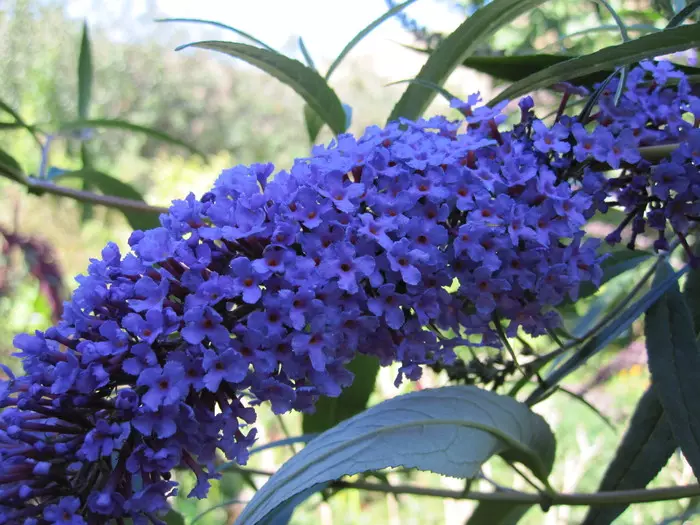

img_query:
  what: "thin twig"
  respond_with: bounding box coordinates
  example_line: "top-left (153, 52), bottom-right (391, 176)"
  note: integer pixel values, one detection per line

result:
top-left (224, 465), bottom-right (700, 506)
top-left (25, 177), bottom-right (169, 214)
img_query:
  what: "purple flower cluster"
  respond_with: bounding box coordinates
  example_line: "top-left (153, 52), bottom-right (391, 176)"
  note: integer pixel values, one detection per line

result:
top-left (3, 60), bottom-right (696, 524)
top-left (571, 62), bottom-right (700, 254)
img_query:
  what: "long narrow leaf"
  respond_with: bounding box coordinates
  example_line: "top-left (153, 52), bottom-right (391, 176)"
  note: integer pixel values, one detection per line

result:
top-left (684, 255), bottom-right (700, 334)
top-left (388, 0), bottom-right (549, 123)
top-left (326, 0), bottom-right (419, 80)
top-left (467, 501), bottom-right (530, 525)
top-left (177, 42), bottom-right (347, 135)
top-left (527, 263), bottom-right (688, 405)
top-left (407, 47), bottom-right (700, 87)
top-left (0, 148), bottom-right (25, 183)
top-left (56, 118), bottom-right (205, 158)
top-left (582, 387), bottom-right (676, 525)
top-left (156, 18), bottom-right (275, 51)
top-left (555, 23), bottom-right (659, 45)
top-left (302, 354), bottom-right (380, 434)
top-left (667, 1), bottom-right (700, 27)
top-left (303, 105), bottom-right (324, 144)
top-left (490, 23), bottom-right (700, 105)
top-left (297, 37), bottom-right (316, 70)
top-left (592, 0), bottom-right (631, 42)
top-left (0, 99), bottom-right (42, 147)
top-left (645, 262), bottom-right (700, 479)
top-left (77, 22), bottom-right (93, 120)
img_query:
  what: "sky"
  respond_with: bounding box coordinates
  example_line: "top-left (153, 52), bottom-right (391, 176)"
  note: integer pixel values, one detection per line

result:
top-left (63, 0), bottom-right (465, 76)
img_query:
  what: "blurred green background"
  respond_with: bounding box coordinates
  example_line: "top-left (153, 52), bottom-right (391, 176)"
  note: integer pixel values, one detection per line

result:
top-left (1, 1), bottom-right (697, 523)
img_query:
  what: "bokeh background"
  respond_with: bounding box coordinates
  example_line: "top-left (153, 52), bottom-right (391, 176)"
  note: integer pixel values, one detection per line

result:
top-left (0, 1), bottom-right (696, 523)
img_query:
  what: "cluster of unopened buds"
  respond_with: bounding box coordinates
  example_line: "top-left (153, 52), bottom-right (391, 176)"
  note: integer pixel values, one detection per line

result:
top-left (1, 60), bottom-right (698, 524)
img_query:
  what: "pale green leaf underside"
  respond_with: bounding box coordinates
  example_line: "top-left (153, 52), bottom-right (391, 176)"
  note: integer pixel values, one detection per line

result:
top-left (235, 386), bottom-right (555, 525)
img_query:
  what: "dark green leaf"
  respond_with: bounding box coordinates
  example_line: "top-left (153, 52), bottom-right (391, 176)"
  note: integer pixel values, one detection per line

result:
top-left (0, 147), bottom-right (24, 182)
top-left (178, 42), bottom-right (347, 136)
top-left (326, 0), bottom-right (418, 80)
top-left (387, 0), bottom-right (549, 123)
top-left (667, 1), bottom-right (700, 27)
top-left (79, 179), bottom-right (94, 224)
top-left (409, 50), bottom-right (582, 82)
top-left (303, 104), bottom-right (324, 143)
top-left (156, 18), bottom-right (275, 51)
top-left (490, 23), bottom-right (700, 105)
top-left (527, 262), bottom-right (688, 405)
top-left (467, 502), bottom-right (530, 525)
top-left (684, 267), bottom-right (700, 335)
top-left (407, 48), bottom-right (700, 89)
top-left (303, 354), bottom-right (380, 434)
top-left (77, 22), bottom-right (93, 120)
top-left (645, 261), bottom-right (700, 480)
top-left (0, 98), bottom-right (42, 147)
top-left (653, 0), bottom-right (677, 19)
top-left (163, 510), bottom-right (186, 525)
top-left (56, 119), bottom-right (205, 158)
top-left (582, 387), bottom-right (676, 525)
top-left (58, 169), bottom-right (160, 230)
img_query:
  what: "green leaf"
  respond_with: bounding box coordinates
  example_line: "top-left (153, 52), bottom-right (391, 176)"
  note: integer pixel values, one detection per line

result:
top-left (667, 1), bottom-right (700, 27)
top-left (553, 23), bottom-right (660, 46)
top-left (645, 261), bottom-right (700, 480)
top-left (303, 105), bottom-right (324, 143)
top-left (163, 510), bottom-right (186, 525)
top-left (421, 50), bottom-right (581, 82)
top-left (582, 387), bottom-right (676, 525)
top-left (489, 23), bottom-right (700, 105)
top-left (467, 502), bottom-right (531, 525)
top-left (55, 119), bottom-right (205, 158)
top-left (527, 262), bottom-right (688, 405)
top-left (0, 98), bottom-right (42, 147)
top-left (0, 147), bottom-right (24, 182)
top-left (407, 48), bottom-right (700, 87)
top-left (156, 18), bottom-right (275, 51)
top-left (259, 482), bottom-right (331, 525)
top-left (326, 0), bottom-right (418, 80)
top-left (684, 267), bottom-right (700, 335)
top-left (58, 169), bottom-right (160, 230)
top-left (575, 249), bottom-right (653, 302)
top-left (302, 354), bottom-right (380, 434)
top-left (297, 37), bottom-right (316, 70)
top-left (235, 386), bottom-right (556, 525)
top-left (77, 22), bottom-right (93, 120)
top-left (591, 0), bottom-right (631, 42)
top-left (178, 42), bottom-right (347, 136)
top-left (387, 0), bottom-right (548, 123)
